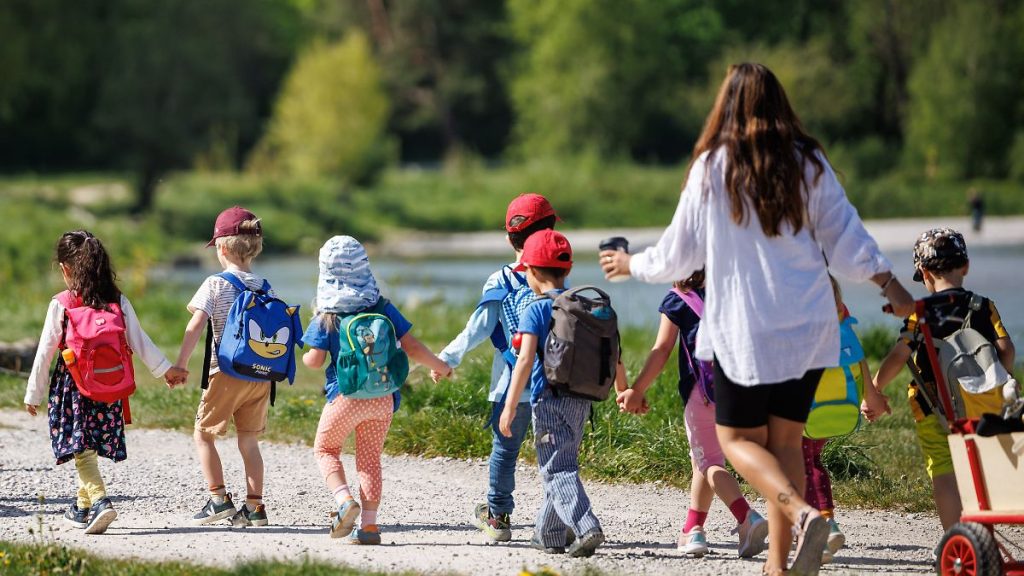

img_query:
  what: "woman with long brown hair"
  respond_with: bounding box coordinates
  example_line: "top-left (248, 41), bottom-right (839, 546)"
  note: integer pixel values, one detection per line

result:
top-left (601, 63), bottom-right (913, 575)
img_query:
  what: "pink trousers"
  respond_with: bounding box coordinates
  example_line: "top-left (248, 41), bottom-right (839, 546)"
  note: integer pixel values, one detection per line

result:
top-left (313, 395), bottom-right (393, 501)
top-left (684, 386), bottom-right (726, 473)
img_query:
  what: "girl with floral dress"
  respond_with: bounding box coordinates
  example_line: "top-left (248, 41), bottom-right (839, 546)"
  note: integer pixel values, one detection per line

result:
top-left (23, 230), bottom-right (187, 534)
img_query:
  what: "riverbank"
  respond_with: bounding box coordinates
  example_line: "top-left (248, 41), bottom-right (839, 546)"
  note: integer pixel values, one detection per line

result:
top-left (375, 216), bottom-right (1024, 258)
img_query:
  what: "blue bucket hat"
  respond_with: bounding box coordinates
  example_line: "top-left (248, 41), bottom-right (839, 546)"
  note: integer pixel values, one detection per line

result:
top-left (317, 236), bottom-right (380, 314)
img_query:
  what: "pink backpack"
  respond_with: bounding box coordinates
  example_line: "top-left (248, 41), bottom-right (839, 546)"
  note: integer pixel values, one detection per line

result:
top-left (57, 291), bottom-right (136, 422)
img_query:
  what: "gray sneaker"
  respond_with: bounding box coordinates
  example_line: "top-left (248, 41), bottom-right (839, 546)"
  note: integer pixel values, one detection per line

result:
top-left (84, 498), bottom-right (117, 535)
top-left (191, 493), bottom-right (236, 526)
top-left (567, 529), bottom-right (605, 558)
top-left (63, 503), bottom-right (89, 529)
top-left (231, 503), bottom-right (269, 527)
top-left (471, 503), bottom-right (512, 542)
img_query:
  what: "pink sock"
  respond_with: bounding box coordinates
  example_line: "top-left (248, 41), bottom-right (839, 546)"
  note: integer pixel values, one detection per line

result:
top-left (332, 485), bottom-right (352, 506)
top-left (683, 509), bottom-right (708, 533)
top-left (361, 508), bottom-right (378, 528)
top-left (728, 497), bottom-right (751, 524)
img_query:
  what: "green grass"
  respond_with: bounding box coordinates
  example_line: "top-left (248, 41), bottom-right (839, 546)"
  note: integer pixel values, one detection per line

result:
top-left (0, 539), bottom-right (453, 576)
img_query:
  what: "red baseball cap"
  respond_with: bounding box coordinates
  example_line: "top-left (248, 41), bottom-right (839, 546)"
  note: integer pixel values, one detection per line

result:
top-left (515, 230), bottom-right (573, 271)
top-left (505, 193), bottom-right (559, 233)
top-left (207, 206), bottom-right (261, 247)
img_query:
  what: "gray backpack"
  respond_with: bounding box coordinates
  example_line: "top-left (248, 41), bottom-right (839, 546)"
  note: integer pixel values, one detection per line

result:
top-left (538, 287), bottom-right (620, 401)
top-left (935, 294), bottom-right (1013, 419)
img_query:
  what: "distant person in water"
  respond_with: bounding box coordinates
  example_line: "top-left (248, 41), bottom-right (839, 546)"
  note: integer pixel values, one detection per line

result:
top-left (968, 188), bottom-right (984, 232)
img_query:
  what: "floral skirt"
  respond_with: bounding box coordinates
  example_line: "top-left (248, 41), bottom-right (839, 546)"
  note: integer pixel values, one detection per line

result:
top-left (47, 359), bottom-right (127, 465)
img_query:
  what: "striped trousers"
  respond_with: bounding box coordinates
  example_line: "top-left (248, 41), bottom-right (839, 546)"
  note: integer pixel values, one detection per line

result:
top-left (532, 389), bottom-right (602, 547)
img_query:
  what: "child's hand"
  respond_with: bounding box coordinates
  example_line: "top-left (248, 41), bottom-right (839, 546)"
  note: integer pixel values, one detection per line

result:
top-left (883, 281), bottom-right (914, 317)
top-left (164, 366), bottom-right (189, 388)
top-left (24, 404), bottom-right (37, 416)
top-left (617, 389), bottom-right (648, 415)
top-left (861, 387), bottom-right (891, 422)
top-left (430, 365), bottom-right (453, 383)
top-left (498, 405), bottom-right (517, 438)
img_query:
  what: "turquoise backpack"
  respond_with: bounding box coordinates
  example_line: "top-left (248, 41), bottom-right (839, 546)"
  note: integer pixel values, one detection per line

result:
top-left (335, 299), bottom-right (410, 399)
top-left (805, 315), bottom-right (866, 439)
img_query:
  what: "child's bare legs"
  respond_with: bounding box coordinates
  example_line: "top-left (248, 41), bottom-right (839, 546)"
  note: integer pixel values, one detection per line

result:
top-left (194, 429), bottom-right (225, 492)
top-left (689, 467), bottom-right (715, 514)
top-left (237, 432), bottom-right (264, 504)
top-left (706, 465), bottom-right (745, 508)
top-left (718, 416), bottom-right (809, 571)
top-left (933, 473), bottom-right (962, 530)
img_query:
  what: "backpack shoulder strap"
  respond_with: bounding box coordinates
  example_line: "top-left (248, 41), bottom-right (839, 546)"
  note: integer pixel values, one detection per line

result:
top-left (672, 287), bottom-right (704, 318)
top-left (216, 271), bottom-right (249, 293)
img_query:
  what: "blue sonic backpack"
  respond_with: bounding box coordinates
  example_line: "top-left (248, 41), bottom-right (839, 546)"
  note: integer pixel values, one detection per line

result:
top-left (201, 272), bottom-right (303, 405)
top-left (804, 314), bottom-right (866, 439)
top-left (335, 298), bottom-right (410, 399)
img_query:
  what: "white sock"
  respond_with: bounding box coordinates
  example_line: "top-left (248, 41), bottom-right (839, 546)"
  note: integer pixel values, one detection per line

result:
top-left (332, 485), bottom-right (352, 506)
top-left (361, 508), bottom-right (378, 528)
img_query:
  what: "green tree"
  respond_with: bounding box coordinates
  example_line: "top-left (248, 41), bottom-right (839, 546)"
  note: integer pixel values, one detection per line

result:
top-left (508, 0), bottom-right (723, 160)
top-left (90, 0), bottom-right (301, 212)
top-left (250, 31), bottom-right (393, 182)
top-left (905, 0), bottom-right (1024, 179)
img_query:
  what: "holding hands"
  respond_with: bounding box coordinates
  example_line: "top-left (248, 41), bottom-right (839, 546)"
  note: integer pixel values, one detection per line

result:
top-left (164, 366), bottom-right (189, 388)
top-left (616, 388), bottom-right (650, 415)
top-left (860, 382), bottom-right (892, 423)
top-left (430, 364), bottom-right (454, 384)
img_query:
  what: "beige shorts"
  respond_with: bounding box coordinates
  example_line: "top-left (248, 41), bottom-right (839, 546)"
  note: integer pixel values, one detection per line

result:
top-left (195, 371), bottom-right (270, 436)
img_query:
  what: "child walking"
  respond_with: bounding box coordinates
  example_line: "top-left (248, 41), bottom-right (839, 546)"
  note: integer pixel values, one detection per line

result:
top-left (24, 230), bottom-right (186, 534)
top-left (434, 193), bottom-right (559, 542)
top-left (173, 206), bottom-right (281, 527)
top-left (305, 236), bottom-right (452, 544)
top-left (618, 269), bottom-right (768, 558)
top-left (802, 276), bottom-right (885, 563)
top-left (868, 228), bottom-right (1015, 532)
top-left (500, 230), bottom-right (624, 558)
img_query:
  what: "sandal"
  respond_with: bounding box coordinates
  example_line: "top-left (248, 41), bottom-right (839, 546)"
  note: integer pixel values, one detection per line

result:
top-left (790, 507), bottom-right (828, 576)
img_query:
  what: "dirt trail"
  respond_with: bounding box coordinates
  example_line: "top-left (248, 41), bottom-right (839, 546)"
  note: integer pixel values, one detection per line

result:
top-left (0, 410), bottom-right (939, 575)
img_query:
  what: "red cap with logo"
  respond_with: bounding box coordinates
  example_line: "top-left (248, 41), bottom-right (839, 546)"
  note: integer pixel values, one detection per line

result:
top-left (515, 229), bottom-right (573, 271)
top-left (505, 193), bottom-right (559, 233)
top-left (207, 206), bottom-right (261, 247)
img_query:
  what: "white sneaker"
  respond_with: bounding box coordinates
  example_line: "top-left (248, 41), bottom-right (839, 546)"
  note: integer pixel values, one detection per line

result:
top-left (826, 517), bottom-right (845, 553)
top-left (678, 525), bottom-right (709, 557)
top-left (736, 510), bottom-right (769, 558)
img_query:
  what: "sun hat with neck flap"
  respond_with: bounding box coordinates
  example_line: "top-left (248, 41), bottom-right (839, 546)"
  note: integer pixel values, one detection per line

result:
top-left (317, 236), bottom-right (381, 314)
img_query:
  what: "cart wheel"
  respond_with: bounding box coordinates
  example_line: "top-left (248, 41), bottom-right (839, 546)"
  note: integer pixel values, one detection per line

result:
top-left (936, 522), bottom-right (1001, 576)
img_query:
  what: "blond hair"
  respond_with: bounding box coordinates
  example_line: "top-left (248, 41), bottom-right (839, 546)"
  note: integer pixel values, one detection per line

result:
top-left (215, 219), bottom-right (263, 263)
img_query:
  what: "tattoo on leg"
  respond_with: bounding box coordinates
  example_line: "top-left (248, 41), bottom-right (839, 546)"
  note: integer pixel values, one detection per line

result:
top-left (777, 484), bottom-right (798, 506)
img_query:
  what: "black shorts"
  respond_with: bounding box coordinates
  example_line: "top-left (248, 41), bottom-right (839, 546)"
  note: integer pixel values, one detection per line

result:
top-left (713, 360), bottom-right (823, 428)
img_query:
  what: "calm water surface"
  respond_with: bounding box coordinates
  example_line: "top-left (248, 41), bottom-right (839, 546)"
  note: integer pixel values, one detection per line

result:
top-left (168, 244), bottom-right (1024, 344)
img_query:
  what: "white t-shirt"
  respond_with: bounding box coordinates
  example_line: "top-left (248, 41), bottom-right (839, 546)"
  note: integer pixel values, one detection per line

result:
top-left (187, 268), bottom-right (274, 374)
top-left (629, 148), bottom-right (891, 386)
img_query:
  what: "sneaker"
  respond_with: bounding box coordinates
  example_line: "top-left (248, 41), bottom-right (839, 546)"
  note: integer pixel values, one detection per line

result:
top-left (191, 493), bottom-right (236, 526)
top-left (63, 503), bottom-right (89, 529)
top-left (346, 525), bottom-right (382, 545)
top-left (736, 510), bottom-right (769, 558)
top-left (790, 508), bottom-right (828, 576)
top-left (821, 545), bottom-right (834, 565)
top-left (231, 503), bottom-right (269, 528)
top-left (530, 531), bottom-right (575, 555)
top-left (329, 499), bottom-right (361, 539)
top-left (826, 517), bottom-right (845, 553)
top-left (678, 525), bottom-right (709, 557)
top-left (471, 503), bottom-right (512, 542)
top-left (567, 529), bottom-right (605, 558)
top-left (84, 498), bottom-right (117, 535)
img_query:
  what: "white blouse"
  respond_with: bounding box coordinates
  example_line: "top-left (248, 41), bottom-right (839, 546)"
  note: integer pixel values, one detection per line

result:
top-left (24, 294), bottom-right (172, 406)
top-left (630, 148), bottom-right (891, 385)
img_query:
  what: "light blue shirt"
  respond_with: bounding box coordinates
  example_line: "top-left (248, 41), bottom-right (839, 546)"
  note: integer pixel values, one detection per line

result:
top-left (439, 265), bottom-right (531, 404)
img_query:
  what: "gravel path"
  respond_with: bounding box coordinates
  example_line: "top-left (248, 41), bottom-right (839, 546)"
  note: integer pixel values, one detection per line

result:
top-left (0, 410), bottom-right (940, 575)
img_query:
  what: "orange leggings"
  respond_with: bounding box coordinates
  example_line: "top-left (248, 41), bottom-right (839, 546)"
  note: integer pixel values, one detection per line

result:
top-left (313, 395), bottom-right (393, 501)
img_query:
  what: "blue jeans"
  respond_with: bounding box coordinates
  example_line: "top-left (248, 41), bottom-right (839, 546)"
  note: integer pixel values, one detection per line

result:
top-left (488, 401), bottom-right (532, 515)
top-left (532, 390), bottom-right (602, 547)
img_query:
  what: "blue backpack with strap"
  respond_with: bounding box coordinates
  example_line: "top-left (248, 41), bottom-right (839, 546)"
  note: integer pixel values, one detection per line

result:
top-left (478, 265), bottom-right (532, 370)
top-left (202, 272), bottom-right (303, 405)
top-left (804, 314), bottom-right (866, 439)
top-left (335, 298), bottom-right (409, 399)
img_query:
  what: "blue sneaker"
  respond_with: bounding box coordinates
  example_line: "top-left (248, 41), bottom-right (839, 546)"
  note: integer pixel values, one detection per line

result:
top-left (346, 525), bottom-right (382, 545)
top-left (84, 498), bottom-right (117, 535)
top-left (63, 503), bottom-right (89, 529)
top-left (678, 525), bottom-right (709, 557)
top-left (330, 499), bottom-right (361, 539)
top-left (191, 493), bottom-right (236, 526)
top-left (736, 509), bottom-right (769, 558)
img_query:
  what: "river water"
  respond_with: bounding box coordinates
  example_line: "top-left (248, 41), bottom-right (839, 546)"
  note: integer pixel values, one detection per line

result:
top-left (167, 243), bottom-right (1024, 344)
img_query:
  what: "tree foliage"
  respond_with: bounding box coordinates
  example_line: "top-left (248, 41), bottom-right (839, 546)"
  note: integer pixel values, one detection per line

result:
top-left (250, 32), bottom-right (393, 184)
